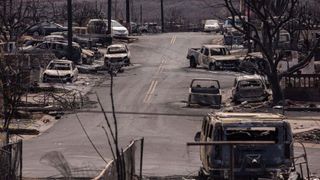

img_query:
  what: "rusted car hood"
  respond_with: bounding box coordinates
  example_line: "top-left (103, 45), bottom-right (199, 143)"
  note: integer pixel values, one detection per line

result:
top-left (105, 53), bottom-right (127, 58)
top-left (44, 70), bottom-right (72, 76)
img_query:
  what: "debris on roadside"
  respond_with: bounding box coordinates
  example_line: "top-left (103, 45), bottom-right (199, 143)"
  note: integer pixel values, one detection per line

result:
top-left (294, 129), bottom-right (320, 144)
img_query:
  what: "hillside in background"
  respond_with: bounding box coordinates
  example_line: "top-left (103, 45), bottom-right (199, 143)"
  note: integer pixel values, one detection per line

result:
top-left (73, 0), bottom-right (228, 24)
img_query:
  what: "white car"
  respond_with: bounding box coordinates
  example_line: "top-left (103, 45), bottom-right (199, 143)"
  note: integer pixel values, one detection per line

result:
top-left (111, 20), bottom-right (129, 37)
top-left (104, 44), bottom-right (131, 67)
top-left (43, 59), bottom-right (79, 83)
top-left (204, 19), bottom-right (220, 32)
top-left (87, 19), bottom-right (129, 37)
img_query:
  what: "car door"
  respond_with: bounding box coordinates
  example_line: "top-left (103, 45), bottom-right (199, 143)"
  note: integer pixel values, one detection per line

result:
top-left (204, 123), bottom-right (214, 170)
top-left (202, 48), bottom-right (210, 68)
top-left (200, 119), bottom-right (208, 167)
top-left (72, 62), bottom-right (78, 80)
top-left (198, 47), bottom-right (204, 65)
top-left (125, 45), bottom-right (130, 58)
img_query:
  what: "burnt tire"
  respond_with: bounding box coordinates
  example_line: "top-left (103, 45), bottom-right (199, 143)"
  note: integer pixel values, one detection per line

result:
top-left (33, 31), bottom-right (40, 36)
top-left (190, 57), bottom-right (197, 68)
top-left (209, 63), bottom-right (217, 71)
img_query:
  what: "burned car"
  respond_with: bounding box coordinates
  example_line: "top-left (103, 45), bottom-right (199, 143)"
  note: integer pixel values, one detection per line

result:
top-left (187, 78), bottom-right (222, 108)
top-left (22, 41), bottom-right (83, 64)
top-left (193, 112), bottom-right (296, 180)
top-left (42, 59), bottom-right (79, 83)
top-left (104, 44), bottom-right (131, 68)
top-left (232, 75), bottom-right (269, 103)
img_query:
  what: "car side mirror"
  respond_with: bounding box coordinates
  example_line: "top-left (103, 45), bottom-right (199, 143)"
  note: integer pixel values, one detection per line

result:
top-left (194, 131), bottom-right (201, 142)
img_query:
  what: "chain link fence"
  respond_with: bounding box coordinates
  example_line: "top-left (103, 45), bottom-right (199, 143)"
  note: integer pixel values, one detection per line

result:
top-left (94, 138), bottom-right (144, 180)
top-left (0, 140), bottom-right (23, 180)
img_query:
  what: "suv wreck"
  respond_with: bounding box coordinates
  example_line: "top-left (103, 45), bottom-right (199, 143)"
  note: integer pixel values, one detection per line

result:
top-left (191, 112), bottom-right (298, 180)
top-left (232, 74), bottom-right (269, 103)
top-left (187, 78), bottom-right (222, 108)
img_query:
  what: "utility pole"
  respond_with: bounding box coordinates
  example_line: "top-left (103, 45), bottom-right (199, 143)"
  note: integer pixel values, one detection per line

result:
top-left (247, 2), bottom-right (252, 53)
top-left (126, 0), bottom-right (131, 34)
top-left (161, 0), bottom-right (164, 33)
top-left (140, 4), bottom-right (143, 25)
top-left (67, 0), bottom-right (73, 60)
top-left (108, 0), bottom-right (112, 35)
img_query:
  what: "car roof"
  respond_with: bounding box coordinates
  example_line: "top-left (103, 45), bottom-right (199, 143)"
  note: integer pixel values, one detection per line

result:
top-left (42, 41), bottom-right (80, 47)
top-left (202, 44), bottom-right (226, 48)
top-left (235, 74), bottom-right (264, 81)
top-left (88, 19), bottom-right (117, 22)
top-left (208, 112), bottom-right (285, 124)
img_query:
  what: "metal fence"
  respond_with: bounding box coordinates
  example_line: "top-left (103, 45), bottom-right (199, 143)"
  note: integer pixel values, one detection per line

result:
top-left (0, 140), bottom-right (23, 180)
top-left (94, 138), bottom-right (144, 180)
top-left (283, 74), bottom-right (320, 101)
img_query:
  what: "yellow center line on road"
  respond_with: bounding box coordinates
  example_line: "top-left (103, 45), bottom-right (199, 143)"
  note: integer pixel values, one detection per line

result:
top-left (170, 35), bottom-right (176, 45)
top-left (143, 80), bottom-right (158, 103)
top-left (145, 80), bottom-right (158, 103)
top-left (172, 35), bottom-right (176, 44)
top-left (157, 56), bottom-right (168, 74)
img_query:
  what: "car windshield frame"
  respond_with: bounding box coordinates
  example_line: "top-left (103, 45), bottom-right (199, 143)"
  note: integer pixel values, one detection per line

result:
top-left (238, 79), bottom-right (263, 89)
top-left (48, 62), bottom-right (71, 71)
top-left (224, 126), bottom-right (279, 142)
top-left (112, 21), bottom-right (124, 28)
top-left (107, 47), bottom-right (127, 54)
top-left (206, 20), bottom-right (218, 25)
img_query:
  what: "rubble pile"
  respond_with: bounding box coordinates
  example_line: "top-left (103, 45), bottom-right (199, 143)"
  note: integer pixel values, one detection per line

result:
top-left (294, 129), bottom-right (320, 144)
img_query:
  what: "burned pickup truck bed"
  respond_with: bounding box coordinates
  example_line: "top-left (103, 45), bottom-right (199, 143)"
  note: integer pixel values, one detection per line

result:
top-left (187, 78), bottom-right (222, 108)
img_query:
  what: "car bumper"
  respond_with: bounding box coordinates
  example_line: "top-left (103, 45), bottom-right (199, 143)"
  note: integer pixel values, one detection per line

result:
top-left (188, 94), bottom-right (222, 108)
top-left (105, 58), bottom-right (130, 67)
top-left (216, 61), bottom-right (240, 70)
top-left (234, 95), bottom-right (268, 102)
top-left (43, 76), bottom-right (72, 83)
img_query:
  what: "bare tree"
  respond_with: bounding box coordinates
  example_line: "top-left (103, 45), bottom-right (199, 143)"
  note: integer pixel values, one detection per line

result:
top-left (0, 0), bottom-right (45, 41)
top-left (60, 0), bottom-right (104, 27)
top-left (200, 0), bottom-right (229, 20)
top-left (0, 53), bottom-right (26, 144)
top-left (225, 0), bottom-right (320, 104)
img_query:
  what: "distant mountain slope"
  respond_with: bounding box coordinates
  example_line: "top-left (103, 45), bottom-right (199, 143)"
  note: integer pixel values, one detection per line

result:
top-left (73, 0), bottom-right (228, 24)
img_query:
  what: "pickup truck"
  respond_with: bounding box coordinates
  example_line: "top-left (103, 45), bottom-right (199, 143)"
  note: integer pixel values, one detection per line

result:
top-left (187, 45), bottom-right (240, 70)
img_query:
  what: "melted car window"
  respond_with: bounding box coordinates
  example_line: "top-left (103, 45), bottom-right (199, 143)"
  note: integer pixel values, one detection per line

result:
top-left (108, 47), bottom-right (127, 54)
top-left (225, 127), bottom-right (277, 141)
top-left (48, 63), bottom-right (71, 70)
top-left (210, 48), bottom-right (225, 55)
top-left (238, 80), bottom-right (262, 88)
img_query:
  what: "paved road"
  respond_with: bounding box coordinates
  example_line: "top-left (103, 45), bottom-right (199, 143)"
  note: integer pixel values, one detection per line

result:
top-left (23, 32), bottom-right (320, 178)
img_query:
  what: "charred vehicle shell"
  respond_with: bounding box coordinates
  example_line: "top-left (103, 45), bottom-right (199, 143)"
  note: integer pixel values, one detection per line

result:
top-left (187, 79), bottom-right (222, 108)
top-left (232, 75), bottom-right (269, 103)
top-left (193, 112), bottom-right (295, 180)
top-left (104, 44), bottom-right (131, 68)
